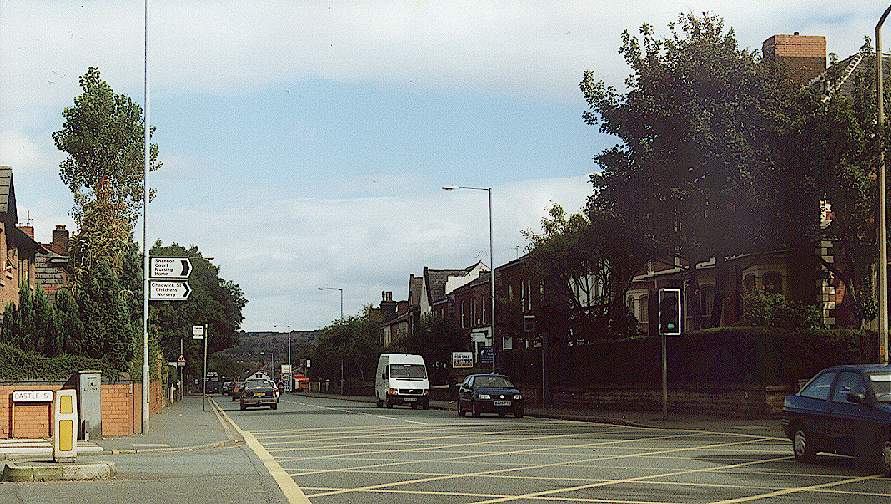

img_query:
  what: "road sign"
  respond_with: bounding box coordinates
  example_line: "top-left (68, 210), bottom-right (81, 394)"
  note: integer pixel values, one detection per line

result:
top-left (150, 257), bottom-right (192, 279)
top-left (479, 347), bottom-right (494, 365)
top-left (281, 364), bottom-right (292, 374)
top-left (192, 325), bottom-right (204, 339)
top-left (177, 354), bottom-right (186, 366)
top-left (452, 351), bottom-right (474, 368)
top-left (149, 281), bottom-right (191, 301)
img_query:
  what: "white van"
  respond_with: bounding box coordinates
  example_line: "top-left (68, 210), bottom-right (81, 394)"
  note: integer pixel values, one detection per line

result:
top-left (375, 354), bottom-right (430, 409)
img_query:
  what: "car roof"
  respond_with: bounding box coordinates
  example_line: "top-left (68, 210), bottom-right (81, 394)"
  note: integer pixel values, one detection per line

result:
top-left (468, 373), bottom-right (510, 379)
top-left (823, 364), bottom-right (891, 373)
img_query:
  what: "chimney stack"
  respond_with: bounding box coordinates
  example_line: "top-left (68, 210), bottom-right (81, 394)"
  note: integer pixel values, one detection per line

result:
top-left (380, 291), bottom-right (397, 320)
top-left (52, 225), bottom-right (69, 254)
top-left (17, 225), bottom-right (34, 239)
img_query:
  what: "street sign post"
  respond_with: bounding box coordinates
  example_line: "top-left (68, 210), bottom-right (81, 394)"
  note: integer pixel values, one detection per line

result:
top-left (150, 257), bottom-right (192, 279)
top-left (150, 281), bottom-right (191, 301)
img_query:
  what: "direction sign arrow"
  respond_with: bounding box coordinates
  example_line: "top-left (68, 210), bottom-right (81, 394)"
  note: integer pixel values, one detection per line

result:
top-left (150, 257), bottom-right (192, 279)
top-left (149, 281), bottom-right (191, 301)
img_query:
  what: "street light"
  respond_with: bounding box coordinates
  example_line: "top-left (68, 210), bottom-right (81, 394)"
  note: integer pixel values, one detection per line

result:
top-left (877, 5), bottom-right (891, 365)
top-left (442, 185), bottom-right (496, 372)
top-left (318, 287), bottom-right (344, 319)
top-left (273, 323), bottom-right (292, 368)
top-left (319, 287), bottom-right (345, 393)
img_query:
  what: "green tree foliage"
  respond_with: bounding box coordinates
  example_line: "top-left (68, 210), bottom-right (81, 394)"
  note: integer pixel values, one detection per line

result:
top-left (52, 67), bottom-right (161, 224)
top-left (149, 242), bottom-right (247, 380)
top-left (0, 285), bottom-right (62, 356)
top-left (741, 290), bottom-right (823, 330)
top-left (76, 259), bottom-right (136, 371)
top-left (392, 314), bottom-right (467, 380)
top-left (525, 204), bottom-right (641, 340)
top-left (311, 309), bottom-right (383, 384)
top-left (580, 13), bottom-right (819, 325)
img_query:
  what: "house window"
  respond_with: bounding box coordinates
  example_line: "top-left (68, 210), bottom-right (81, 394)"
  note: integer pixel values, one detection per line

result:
top-left (508, 284), bottom-right (513, 301)
top-left (743, 274), bottom-right (756, 292)
top-left (639, 295), bottom-right (649, 323)
top-left (470, 299), bottom-right (475, 325)
top-left (763, 272), bottom-right (783, 294)
top-left (521, 280), bottom-right (527, 313)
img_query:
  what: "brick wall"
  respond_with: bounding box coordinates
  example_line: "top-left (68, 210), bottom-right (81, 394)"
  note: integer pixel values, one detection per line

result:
top-left (0, 383), bottom-right (65, 438)
top-left (0, 380), bottom-right (165, 439)
top-left (548, 384), bottom-right (794, 418)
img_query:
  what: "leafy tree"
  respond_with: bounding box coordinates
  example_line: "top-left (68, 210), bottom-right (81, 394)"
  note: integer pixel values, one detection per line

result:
top-left (0, 285), bottom-right (62, 356)
top-left (311, 309), bottom-right (383, 385)
top-left (392, 314), bottom-right (467, 381)
top-left (76, 259), bottom-right (136, 371)
top-left (580, 13), bottom-right (815, 326)
top-left (53, 288), bottom-right (84, 355)
top-left (149, 242), bottom-right (247, 381)
top-left (52, 67), bottom-right (161, 224)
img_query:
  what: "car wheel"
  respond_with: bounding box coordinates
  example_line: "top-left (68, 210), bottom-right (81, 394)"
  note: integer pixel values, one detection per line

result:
top-left (376, 399), bottom-right (384, 408)
top-left (472, 402), bottom-right (481, 418)
top-left (881, 440), bottom-right (891, 477)
top-left (386, 401), bottom-right (393, 409)
top-left (422, 401), bottom-right (429, 410)
top-left (240, 404), bottom-right (246, 411)
top-left (793, 428), bottom-right (817, 463)
top-left (515, 409), bottom-right (524, 418)
top-left (271, 403), bottom-right (278, 410)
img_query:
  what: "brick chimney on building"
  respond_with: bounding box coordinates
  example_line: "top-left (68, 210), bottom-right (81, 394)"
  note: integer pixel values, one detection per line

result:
top-left (380, 291), bottom-right (397, 321)
top-left (762, 32), bottom-right (826, 86)
top-left (52, 225), bottom-right (69, 255)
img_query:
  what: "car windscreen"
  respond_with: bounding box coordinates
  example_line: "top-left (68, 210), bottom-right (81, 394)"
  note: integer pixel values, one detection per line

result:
top-left (868, 372), bottom-right (891, 402)
top-left (389, 364), bottom-right (426, 379)
top-left (474, 376), bottom-right (514, 389)
top-left (245, 380), bottom-right (271, 390)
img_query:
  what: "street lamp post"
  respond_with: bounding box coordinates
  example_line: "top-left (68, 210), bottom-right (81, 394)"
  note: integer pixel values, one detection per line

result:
top-left (877, 5), bottom-right (891, 365)
top-left (443, 185), bottom-right (496, 372)
top-left (319, 287), bottom-right (345, 393)
top-left (141, 0), bottom-right (151, 433)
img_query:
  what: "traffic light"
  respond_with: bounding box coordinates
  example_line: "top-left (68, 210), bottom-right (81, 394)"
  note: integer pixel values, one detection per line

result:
top-left (658, 288), bottom-right (682, 336)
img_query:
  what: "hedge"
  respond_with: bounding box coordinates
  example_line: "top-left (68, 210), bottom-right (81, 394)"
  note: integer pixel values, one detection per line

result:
top-left (555, 327), bottom-right (877, 388)
top-left (0, 343), bottom-right (119, 381)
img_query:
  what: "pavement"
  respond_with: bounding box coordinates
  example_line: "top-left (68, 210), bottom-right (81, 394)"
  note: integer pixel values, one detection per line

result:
top-left (217, 393), bottom-right (890, 503)
top-left (0, 395), bottom-right (288, 504)
top-left (301, 392), bottom-right (785, 438)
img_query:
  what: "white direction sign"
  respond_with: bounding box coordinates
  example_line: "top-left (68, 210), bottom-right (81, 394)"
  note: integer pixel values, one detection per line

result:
top-left (150, 257), bottom-right (192, 279)
top-left (150, 281), bottom-right (191, 301)
top-left (192, 325), bottom-right (204, 339)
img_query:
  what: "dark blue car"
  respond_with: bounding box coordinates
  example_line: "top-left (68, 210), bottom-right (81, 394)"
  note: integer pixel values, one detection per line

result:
top-left (783, 364), bottom-right (891, 475)
top-left (457, 374), bottom-right (524, 418)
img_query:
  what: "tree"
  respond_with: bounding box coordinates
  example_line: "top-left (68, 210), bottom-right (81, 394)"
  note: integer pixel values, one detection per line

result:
top-left (311, 309), bottom-right (383, 386)
top-left (149, 242), bottom-right (247, 381)
top-left (52, 67), bottom-right (161, 225)
top-left (391, 314), bottom-right (467, 382)
top-left (76, 259), bottom-right (136, 371)
top-left (580, 13), bottom-right (815, 325)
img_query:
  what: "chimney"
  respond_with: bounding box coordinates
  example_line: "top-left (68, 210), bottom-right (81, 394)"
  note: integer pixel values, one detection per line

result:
top-left (762, 33), bottom-right (826, 86)
top-left (52, 225), bottom-right (69, 254)
top-left (17, 225), bottom-right (34, 239)
top-left (380, 291), bottom-right (397, 320)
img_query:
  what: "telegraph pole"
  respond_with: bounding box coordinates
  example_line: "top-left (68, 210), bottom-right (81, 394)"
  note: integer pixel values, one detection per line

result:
top-left (878, 5), bottom-right (891, 364)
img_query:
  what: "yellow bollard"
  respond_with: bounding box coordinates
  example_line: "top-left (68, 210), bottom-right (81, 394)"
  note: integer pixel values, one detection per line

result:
top-left (53, 389), bottom-right (79, 463)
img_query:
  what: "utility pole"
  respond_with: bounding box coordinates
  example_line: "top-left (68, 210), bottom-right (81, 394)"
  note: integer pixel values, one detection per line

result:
top-left (877, 4), bottom-right (891, 365)
top-left (141, 0), bottom-right (151, 434)
top-left (202, 324), bottom-right (208, 412)
top-left (179, 337), bottom-right (183, 401)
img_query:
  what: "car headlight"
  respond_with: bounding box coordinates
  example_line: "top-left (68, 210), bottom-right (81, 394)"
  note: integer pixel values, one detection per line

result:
top-left (514, 394), bottom-right (523, 400)
top-left (478, 394), bottom-right (491, 400)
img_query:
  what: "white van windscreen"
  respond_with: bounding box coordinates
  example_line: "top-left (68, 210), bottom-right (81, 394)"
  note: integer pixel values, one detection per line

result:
top-left (389, 364), bottom-right (427, 379)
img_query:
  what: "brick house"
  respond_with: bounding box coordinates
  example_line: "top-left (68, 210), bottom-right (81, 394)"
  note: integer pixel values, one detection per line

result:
top-left (0, 166), bottom-right (45, 310)
top-left (35, 225), bottom-right (70, 301)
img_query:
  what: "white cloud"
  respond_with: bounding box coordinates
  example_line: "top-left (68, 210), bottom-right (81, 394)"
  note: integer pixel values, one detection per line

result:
top-left (148, 175), bottom-right (590, 330)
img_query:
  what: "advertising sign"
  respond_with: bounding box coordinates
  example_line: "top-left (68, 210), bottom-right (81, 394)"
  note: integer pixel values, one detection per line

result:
top-left (452, 351), bottom-right (474, 369)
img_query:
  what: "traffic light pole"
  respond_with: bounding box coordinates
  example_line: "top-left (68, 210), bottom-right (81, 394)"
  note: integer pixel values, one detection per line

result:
top-left (661, 331), bottom-right (668, 419)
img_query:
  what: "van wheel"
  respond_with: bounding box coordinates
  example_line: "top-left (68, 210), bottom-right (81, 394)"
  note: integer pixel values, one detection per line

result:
top-left (422, 401), bottom-right (429, 410)
top-left (411, 403), bottom-right (418, 409)
top-left (386, 401), bottom-right (393, 409)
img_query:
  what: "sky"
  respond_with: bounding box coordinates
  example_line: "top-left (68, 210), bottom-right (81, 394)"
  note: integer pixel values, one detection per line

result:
top-left (0, 1), bottom-right (881, 330)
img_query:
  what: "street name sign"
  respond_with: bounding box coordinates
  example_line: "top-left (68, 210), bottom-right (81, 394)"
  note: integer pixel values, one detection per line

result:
top-left (192, 325), bottom-right (204, 339)
top-left (150, 281), bottom-right (192, 301)
top-left (150, 257), bottom-right (192, 279)
top-left (13, 390), bottom-right (53, 402)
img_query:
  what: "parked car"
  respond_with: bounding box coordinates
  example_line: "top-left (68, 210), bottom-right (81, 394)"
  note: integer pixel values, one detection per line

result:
top-left (221, 381), bottom-right (233, 396)
top-left (239, 379), bottom-right (278, 411)
top-left (457, 373), bottom-right (524, 418)
top-left (783, 364), bottom-right (891, 475)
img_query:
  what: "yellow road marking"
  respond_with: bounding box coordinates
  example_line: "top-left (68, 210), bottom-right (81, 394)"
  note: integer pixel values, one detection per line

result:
top-left (211, 399), bottom-right (310, 504)
top-left (308, 436), bottom-right (775, 498)
top-left (468, 452), bottom-right (794, 504)
top-left (301, 486), bottom-right (681, 503)
top-left (709, 474), bottom-right (884, 503)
